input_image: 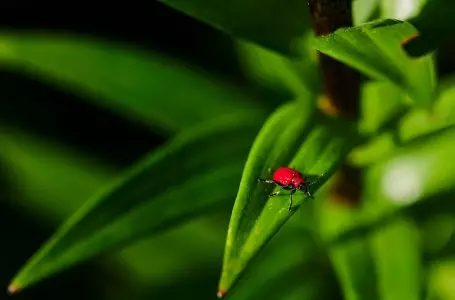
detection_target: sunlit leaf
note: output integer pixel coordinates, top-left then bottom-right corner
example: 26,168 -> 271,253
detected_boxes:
159,0 -> 311,56
332,127 -> 455,247
0,31 -> 259,133
365,127 -> 455,216
380,0 -> 427,20
427,259 -> 455,300
353,0 -> 380,25
218,100 -> 316,296
218,99 -> 360,296
8,112 -> 265,292
312,19 -> 436,107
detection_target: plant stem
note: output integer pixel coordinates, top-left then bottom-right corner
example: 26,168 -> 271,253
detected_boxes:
308,0 -> 361,120
309,0 -> 362,205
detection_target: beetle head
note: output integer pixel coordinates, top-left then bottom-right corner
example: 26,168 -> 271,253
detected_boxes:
297,182 -> 307,192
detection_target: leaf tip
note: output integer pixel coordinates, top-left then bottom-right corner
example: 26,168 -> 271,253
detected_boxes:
7,284 -> 18,295
217,288 -> 227,299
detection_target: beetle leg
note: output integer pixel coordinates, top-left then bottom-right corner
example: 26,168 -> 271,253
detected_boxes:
306,189 -> 314,200
302,183 -> 314,200
289,189 -> 296,211
269,190 -> 281,197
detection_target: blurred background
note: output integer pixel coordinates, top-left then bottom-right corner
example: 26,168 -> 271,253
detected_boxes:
2,2 -> 455,300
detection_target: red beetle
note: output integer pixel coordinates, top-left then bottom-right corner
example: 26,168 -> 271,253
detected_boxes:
258,167 -> 325,211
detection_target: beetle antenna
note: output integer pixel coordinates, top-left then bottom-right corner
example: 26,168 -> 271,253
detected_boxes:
258,177 -> 275,184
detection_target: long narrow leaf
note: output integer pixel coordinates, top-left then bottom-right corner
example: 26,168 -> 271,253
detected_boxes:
0,31 -> 259,133
159,0 -> 311,56
0,127 -> 228,292
8,112 -> 265,292
218,99 -> 360,296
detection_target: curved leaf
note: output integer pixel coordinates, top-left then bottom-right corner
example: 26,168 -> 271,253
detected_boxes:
0,128 -> 228,292
0,31 -> 259,133
8,112 -> 265,292
312,19 -> 436,107
159,0 -> 311,56
218,99 -> 360,296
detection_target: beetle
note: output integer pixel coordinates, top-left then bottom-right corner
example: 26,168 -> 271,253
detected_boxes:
258,167 -> 326,211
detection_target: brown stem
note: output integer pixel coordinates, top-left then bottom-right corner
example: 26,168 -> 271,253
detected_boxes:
308,0 -> 361,120
308,0 -> 362,205
330,164 -> 363,206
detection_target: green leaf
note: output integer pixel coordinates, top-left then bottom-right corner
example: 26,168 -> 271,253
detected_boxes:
236,32 -> 320,99
315,185 -> 419,300
328,239 -> 379,300
334,127 -> 455,246
380,0 -> 427,20
115,217 -> 227,286
0,127 -> 115,222
353,0 -> 380,25
0,127 -> 228,290
370,217 -> 421,300
316,120 -> 455,300
314,179 -> 379,300
0,31 -> 259,133
404,0 -> 455,57
159,0 -> 311,56
228,221 -> 314,300
358,81 -> 407,135
312,19 -> 436,107
399,80 -> 455,142
366,127 -> 455,216
427,259 -> 455,300
236,40 -> 312,99
8,112 -> 265,292
218,99 -> 360,295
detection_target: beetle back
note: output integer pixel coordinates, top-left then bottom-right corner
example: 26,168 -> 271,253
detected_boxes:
272,167 -> 304,188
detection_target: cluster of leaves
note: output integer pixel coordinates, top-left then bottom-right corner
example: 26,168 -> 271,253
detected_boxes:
2,0 -> 455,299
